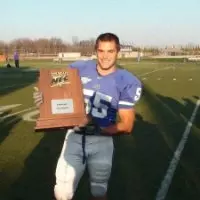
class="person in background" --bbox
[137,50,141,63]
[14,51,19,68]
[5,54,11,68]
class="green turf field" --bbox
[0,60,200,200]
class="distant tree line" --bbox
[0,37,199,56]
[0,37,96,56]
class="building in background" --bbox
[162,46,183,56]
[118,45,144,58]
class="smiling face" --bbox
[96,40,119,71]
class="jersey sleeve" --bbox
[68,60,86,69]
[118,79,142,109]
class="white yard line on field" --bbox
[138,66,172,77]
[0,106,37,121]
[155,99,200,200]
[0,104,22,114]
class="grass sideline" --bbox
[0,60,200,200]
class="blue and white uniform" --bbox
[71,60,142,131]
[54,60,142,200]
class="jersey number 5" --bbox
[134,87,142,101]
[84,92,112,118]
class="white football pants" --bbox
[54,129,114,200]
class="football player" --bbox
[33,32,142,200]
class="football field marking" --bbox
[155,99,200,200]
[0,106,36,121]
[0,104,21,115]
[138,66,172,77]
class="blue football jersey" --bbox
[68,60,142,134]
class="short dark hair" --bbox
[95,32,120,51]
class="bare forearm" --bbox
[101,122,133,135]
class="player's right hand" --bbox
[33,87,43,107]
[78,115,92,128]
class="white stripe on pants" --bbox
[54,129,114,200]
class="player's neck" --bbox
[97,64,116,76]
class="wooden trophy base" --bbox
[35,68,87,131]
[35,115,87,132]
